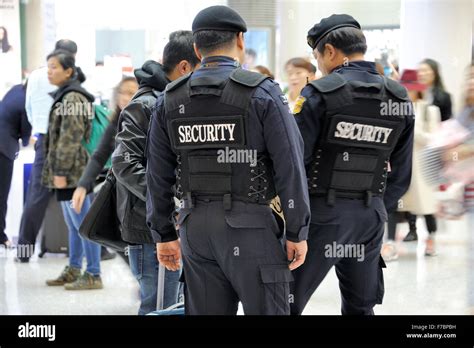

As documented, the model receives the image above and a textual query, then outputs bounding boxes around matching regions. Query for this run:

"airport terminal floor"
[0,216,470,315]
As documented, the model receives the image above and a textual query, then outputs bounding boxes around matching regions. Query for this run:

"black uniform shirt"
[295,61,415,212]
[146,56,311,243]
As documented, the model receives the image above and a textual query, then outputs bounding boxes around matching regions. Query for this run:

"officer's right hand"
[286,240,308,271]
[157,240,181,271]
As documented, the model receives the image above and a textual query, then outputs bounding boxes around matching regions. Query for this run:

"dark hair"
[47,49,76,80]
[55,39,78,54]
[109,76,137,122]
[0,26,11,53]
[420,58,445,92]
[254,65,274,79]
[193,30,238,56]
[285,57,313,73]
[316,27,367,56]
[163,31,200,73]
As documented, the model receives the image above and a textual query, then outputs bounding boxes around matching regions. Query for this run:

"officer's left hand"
[286,240,308,271]
[157,240,181,271]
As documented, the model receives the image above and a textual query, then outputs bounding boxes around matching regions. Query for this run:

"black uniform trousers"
[291,196,387,315]
[178,199,293,315]
[0,153,14,243]
[17,135,52,258]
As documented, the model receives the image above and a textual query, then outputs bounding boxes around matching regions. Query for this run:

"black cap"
[307,14,361,49]
[192,5,247,34]
[55,39,78,54]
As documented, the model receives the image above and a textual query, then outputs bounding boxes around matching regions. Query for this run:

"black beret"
[192,5,247,34]
[307,14,361,49]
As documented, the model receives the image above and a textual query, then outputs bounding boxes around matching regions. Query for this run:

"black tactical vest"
[307,72,410,206]
[164,68,277,207]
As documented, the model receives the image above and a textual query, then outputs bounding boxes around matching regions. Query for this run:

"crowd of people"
[0,5,473,315]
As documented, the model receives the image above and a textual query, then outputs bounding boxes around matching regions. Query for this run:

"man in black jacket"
[112,31,200,315]
[0,82,31,248]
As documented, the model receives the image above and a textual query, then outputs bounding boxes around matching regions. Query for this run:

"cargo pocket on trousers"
[376,256,386,304]
[260,264,294,315]
[225,214,267,259]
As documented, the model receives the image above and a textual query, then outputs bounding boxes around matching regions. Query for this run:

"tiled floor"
[0,216,470,315]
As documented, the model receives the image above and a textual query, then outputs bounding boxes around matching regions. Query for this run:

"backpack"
[82,104,111,165]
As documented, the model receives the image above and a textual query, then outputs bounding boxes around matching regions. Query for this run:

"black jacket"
[112,61,169,245]
[431,88,452,122]
[0,84,31,160]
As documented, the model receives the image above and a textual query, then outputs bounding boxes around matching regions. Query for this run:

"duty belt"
[312,189,381,207]
[181,193,273,210]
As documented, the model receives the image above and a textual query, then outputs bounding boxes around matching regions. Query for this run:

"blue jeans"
[60,195,101,275]
[128,243,180,315]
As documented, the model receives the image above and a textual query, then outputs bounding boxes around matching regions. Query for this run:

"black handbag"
[79,171,128,252]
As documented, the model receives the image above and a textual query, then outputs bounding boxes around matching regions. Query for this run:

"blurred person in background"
[112,30,200,315]
[308,62,317,81]
[0,26,12,53]
[382,69,441,261]
[418,58,452,122]
[252,65,274,79]
[243,48,257,69]
[42,49,103,290]
[16,39,78,263]
[284,57,314,112]
[71,76,138,261]
[456,64,474,314]
[0,81,31,248]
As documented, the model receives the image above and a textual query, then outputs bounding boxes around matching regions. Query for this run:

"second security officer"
[146,5,310,315]
[291,14,415,315]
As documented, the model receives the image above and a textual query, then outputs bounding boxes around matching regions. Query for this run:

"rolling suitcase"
[147,263,185,316]
[39,196,69,257]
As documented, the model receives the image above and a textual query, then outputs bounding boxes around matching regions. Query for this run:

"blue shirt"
[25,66,56,134]
[146,56,311,243]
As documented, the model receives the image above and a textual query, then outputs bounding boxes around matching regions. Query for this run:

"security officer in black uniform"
[146,5,310,315]
[290,14,415,315]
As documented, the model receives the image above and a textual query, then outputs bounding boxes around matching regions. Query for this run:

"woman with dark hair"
[0,26,12,53]
[418,58,452,121]
[284,57,314,112]
[42,49,103,290]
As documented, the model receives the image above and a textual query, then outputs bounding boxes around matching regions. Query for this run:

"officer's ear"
[193,43,203,61]
[323,43,337,61]
[236,32,244,50]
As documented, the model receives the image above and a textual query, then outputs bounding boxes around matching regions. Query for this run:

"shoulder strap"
[309,73,346,93]
[383,77,410,101]
[220,69,267,112]
[229,68,269,87]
